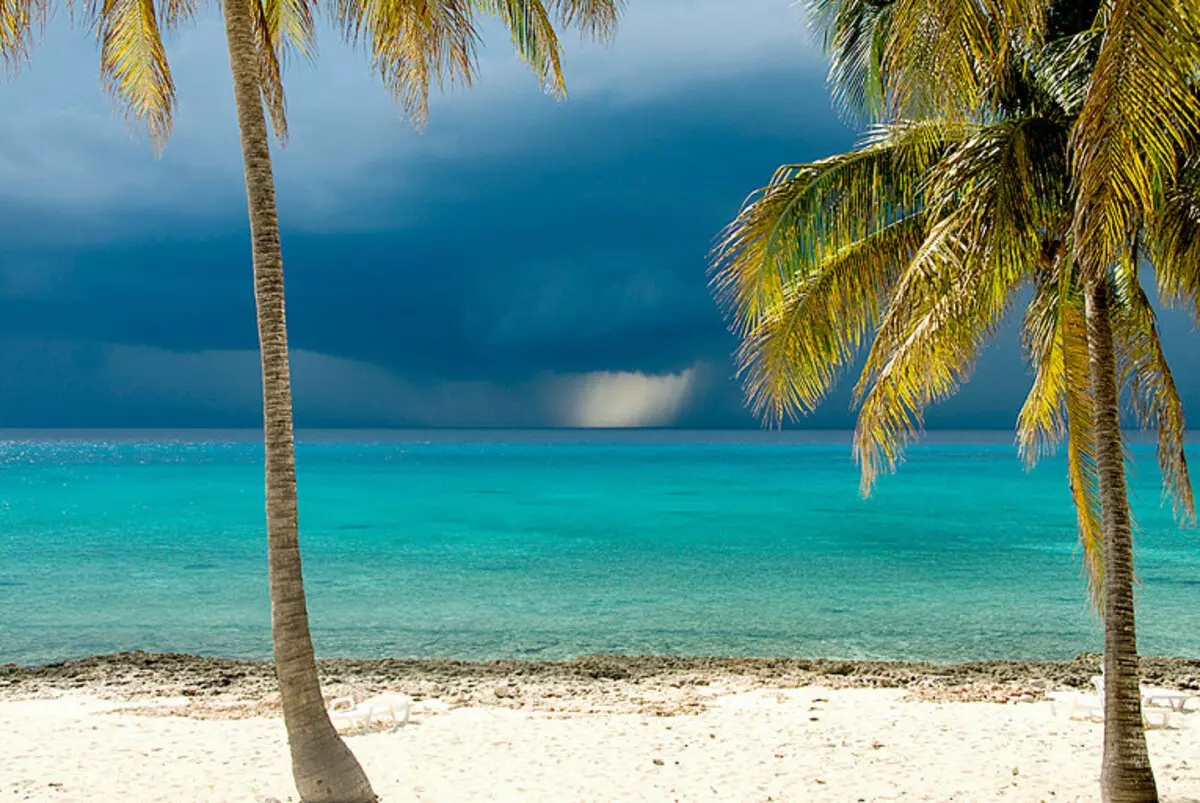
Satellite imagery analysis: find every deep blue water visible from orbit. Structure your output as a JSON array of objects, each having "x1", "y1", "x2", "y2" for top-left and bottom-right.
[{"x1": 2, "y1": 430, "x2": 1197, "y2": 667}]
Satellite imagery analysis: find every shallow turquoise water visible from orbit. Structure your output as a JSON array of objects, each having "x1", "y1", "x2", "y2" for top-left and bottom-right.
[{"x1": 2, "y1": 430, "x2": 1197, "y2": 666}]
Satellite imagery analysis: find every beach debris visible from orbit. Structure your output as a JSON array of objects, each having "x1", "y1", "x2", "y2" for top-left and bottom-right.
[
  {"x1": 652, "y1": 758, "x2": 664, "y2": 766},
  {"x1": 493, "y1": 682, "x2": 514, "y2": 699}
]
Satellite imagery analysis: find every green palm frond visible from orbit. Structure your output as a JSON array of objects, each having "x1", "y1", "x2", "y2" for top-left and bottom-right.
[
  {"x1": 737, "y1": 213, "x2": 925, "y2": 423},
  {"x1": 1030, "y1": 23, "x2": 1102, "y2": 117},
  {"x1": 335, "y1": 0, "x2": 479, "y2": 125},
  {"x1": 854, "y1": 118, "x2": 1055, "y2": 492},
  {"x1": 852, "y1": 212, "x2": 1023, "y2": 492},
  {"x1": 1111, "y1": 255, "x2": 1196, "y2": 524},
  {"x1": 1147, "y1": 154, "x2": 1200, "y2": 321},
  {"x1": 1017, "y1": 249, "x2": 1104, "y2": 606},
  {"x1": 807, "y1": 0, "x2": 895, "y2": 122},
  {"x1": 711, "y1": 119, "x2": 949, "y2": 335},
  {"x1": 475, "y1": 0, "x2": 565, "y2": 96},
  {"x1": 925, "y1": 117, "x2": 1070, "y2": 231},
  {"x1": 881, "y1": 0, "x2": 1045, "y2": 117},
  {"x1": 1, "y1": 0, "x2": 47, "y2": 68},
  {"x1": 90, "y1": 0, "x2": 176, "y2": 148},
  {"x1": 1070, "y1": 0, "x2": 1200, "y2": 282}
]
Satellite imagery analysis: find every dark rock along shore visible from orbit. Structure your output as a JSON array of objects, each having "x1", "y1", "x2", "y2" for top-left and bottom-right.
[{"x1": 2, "y1": 652, "x2": 1198, "y2": 703}]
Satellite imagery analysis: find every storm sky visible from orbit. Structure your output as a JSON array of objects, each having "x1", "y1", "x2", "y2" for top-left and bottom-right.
[{"x1": 1, "y1": 0, "x2": 1197, "y2": 429}]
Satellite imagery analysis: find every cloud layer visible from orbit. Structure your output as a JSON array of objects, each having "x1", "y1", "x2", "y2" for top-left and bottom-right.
[{"x1": 2, "y1": 0, "x2": 1198, "y2": 429}]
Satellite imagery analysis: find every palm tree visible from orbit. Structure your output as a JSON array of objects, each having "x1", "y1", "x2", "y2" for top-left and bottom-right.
[
  {"x1": 4, "y1": 1, "x2": 622, "y2": 800},
  {"x1": 1069, "y1": 7, "x2": 1200, "y2": 797},
  {"x1": 711, "y1": 2, "x2": 1197, "y2": 800}
]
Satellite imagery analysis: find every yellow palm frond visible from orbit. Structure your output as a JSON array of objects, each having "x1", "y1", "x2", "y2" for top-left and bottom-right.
[
  {"x1": 737, "y1": 213, "x2": 926, "y2": 423},
  {"x1": 807, "y1": 0, "x2": 894, "y2": 122},
  {"x1": 91, "y1": 0, "x2": 176, "y2": 148},
  {"x1": 854, "y1": 118, "x2": 1053, "y2": 492},
  {"x1": 711, "y1": 119, "x2": 949, "y2": 335},
  {"x1": 1070, "y1": 0, "x2": 1200, "y2": 282},
  {"x1": 1147, "y1": 153, "x2": 1200, "y2": 321},
  {"x1": 545, "y1": 0, "x2": 622, "y2": 40},
  {"x1": 1016, "y1": 247, "x2": 1069, "y2": 464},
  {"x1": 881, "y1": 0, "x2": 1045, "y2": 117},
  {"x1": 262, "y1": 0, "x2": 316, "y2": 60},
  {"x1": 1017, "y1": 250, "x2": 1104, "y2": 606},
  {"x1": 851, "y1": 215, "x2": 1020, "y2": 492},
  {"x1": 250, "y1": 0, "x2": 291, "y2": 141},
  {"x1": 1, "y1": 0, "x2": 47, "y2": 69},
  {"x1": 1111, "y1": 256, "x2": 1196, "y2": 524},
  {"x1": 335, "y1": 0, "x2": 479, "y2": 125},
  {"x1": 475, "y1": 0, "x2": 565, "y2": 96}
]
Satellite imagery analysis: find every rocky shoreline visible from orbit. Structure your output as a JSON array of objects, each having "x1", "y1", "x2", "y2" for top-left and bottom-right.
[{"x1": 2, "y1": 652, "x2": 1198, "y2": 716}]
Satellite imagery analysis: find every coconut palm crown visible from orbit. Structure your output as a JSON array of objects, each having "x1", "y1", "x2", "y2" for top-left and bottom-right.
[
  {"x1": 2, "y1": 0, "x2": 623, "y2": 143},
  {"x1": 712, "y1": 1, "x2": 1198, "y2": 801}
]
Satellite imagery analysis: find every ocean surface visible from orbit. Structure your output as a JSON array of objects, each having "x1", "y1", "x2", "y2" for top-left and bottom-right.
[{"x1": 2, "y1": 430, "x2": 1198, "y2": 667}]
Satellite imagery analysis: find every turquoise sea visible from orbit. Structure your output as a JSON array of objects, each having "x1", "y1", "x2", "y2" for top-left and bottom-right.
[{"x1": 2, "y1": 430, "x2": 1198, "y2": 667}]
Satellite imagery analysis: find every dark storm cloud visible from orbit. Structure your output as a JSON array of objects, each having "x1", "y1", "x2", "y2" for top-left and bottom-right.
[{"x1": 1, "y1": 1, "x2": 1197, "y2": 429}]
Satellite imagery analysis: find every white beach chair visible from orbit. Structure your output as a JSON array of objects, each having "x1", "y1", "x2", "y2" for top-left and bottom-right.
[
  {"x1": 1093, "y1": 669, "x2": 1196, "y2": 713},
  {"x1": 329, "y1": 693, "x2": 413, "y2": 734},
  {"x1": 1140, "y1": 686, "x2": 1195, "y2": 713},
  {"x1": 1047, "y1": 690, "x2": 1105, "y2": 722},
  {"x1": 1087, "y1": 675, "x2": 1173, "y2": 729}
]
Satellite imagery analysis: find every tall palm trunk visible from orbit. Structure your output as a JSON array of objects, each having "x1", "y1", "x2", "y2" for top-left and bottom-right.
[
  {"x1": 1084, "y1": 278, "x2": 1157, "y2": 803},
  {"x1": 222, "y1": 0, "x2": 376, "y2": 800}
]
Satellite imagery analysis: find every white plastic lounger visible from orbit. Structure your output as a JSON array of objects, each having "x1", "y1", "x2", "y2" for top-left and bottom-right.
[
  {"x1": 1047, "y1": 690, "x2": 1104, "y2": 723},
  {"x1": 329, "y1": 693, "x2": 413, "y2": 734},
  {"x1": 1087, "y1": 676, "x2": 1173, "y2": 729},
  {"x1": 1093, "y1": 670, "x2": 1196, "y2": 713},
  {"x1": 1140, "y1": 686, "x2": 1194, "y2": 713}
]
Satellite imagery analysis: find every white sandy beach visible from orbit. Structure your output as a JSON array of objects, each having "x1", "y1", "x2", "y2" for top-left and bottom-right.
[{"x1": 2, "y1": 685, "x2": 1197, "y2": 803}]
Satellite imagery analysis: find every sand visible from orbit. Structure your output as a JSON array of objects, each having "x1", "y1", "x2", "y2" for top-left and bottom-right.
[{"x1": 1, "y1": 653, "x2": 1198, "y2": 802}]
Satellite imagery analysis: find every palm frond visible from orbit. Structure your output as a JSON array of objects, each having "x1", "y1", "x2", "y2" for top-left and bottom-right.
[
  {"x1": 1017, "y1": 248, "x2": 1104, "y2": 606},
  {"x1": 545, "y1": 0, "x2": 622, "y2": 40},
  {"x1": 1, "y1": 0, "x2": 47, "y2": 69},
  {"x1": 852, "y1": 215, "x2": 1022, "y2": 492},
  {"x1": 854, "y1": 118, "x2": 1054, "y2": 492},
  {"x1": 1070, "y1": 0, "x2": 1200, "y2": 282},
  {"x1": 475, "y1": 0, "x2": 565, "y2": 96},
  {"x1": 1031, "y1": 23, "x2": 1103, "y2": 117},
  {"x1": 155, "y1": 0, "x2": 198, "y2": 30},
  {"x1": 807, "y1": 0, "x2": 895, "y2": 122},
  {"x1": 711, "y1": 119, "x2": 949, "y2": 336},
  {"x1": 335, "y1": 0, "x2": 479, "y2": 125},
  {"x1": 262, "y1": 0, "x2": 316, "y2": 61},
  {"x1": 91, "y1": 0, "x2": 176, "y2": 148},
  {"x1": 250, "y1": 0, "x2": 291, "y2": 141},
  {"x1": 881, "y1": 0, "x2": 1045, "y2": 117},
  {"x1": 1147, "y1": 153, "x2": 1200, "y2": 320},
  {"x1": 737, "y1": 213, "x2": 925, "y2": 423},
  {"x1": 1111, "y1": 255, "x2": 1196, "y2": 524}
]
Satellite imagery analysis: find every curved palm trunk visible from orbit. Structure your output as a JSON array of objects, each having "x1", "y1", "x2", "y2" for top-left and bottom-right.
[
  {"x1": 1084, "y1": 279, "x2": 1158, "y2": 803},
  {"x1": 222, "y1": 0, "x2": 376, "y2": 800}
]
